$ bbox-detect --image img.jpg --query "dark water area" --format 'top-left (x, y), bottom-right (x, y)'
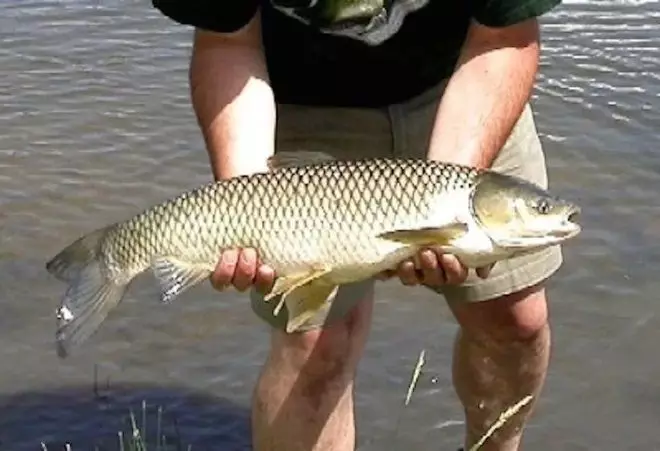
top-left (0, 384), bottom-right (251, 450)
top-left (0, 0), bottom-right (659, 449)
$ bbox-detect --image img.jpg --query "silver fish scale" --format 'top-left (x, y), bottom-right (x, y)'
top-left (102, 158), bottom-right (479, 280)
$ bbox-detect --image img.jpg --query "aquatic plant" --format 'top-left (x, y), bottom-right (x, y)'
top-left (40, 400), bottom-right (192, 451)
top-left (401, 349), bottom-right (533, 451)
top-left (41, 351), bottom-right (529, 451)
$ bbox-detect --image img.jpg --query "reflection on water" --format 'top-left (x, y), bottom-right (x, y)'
top-left (0, 0), bottom-right (659, 449)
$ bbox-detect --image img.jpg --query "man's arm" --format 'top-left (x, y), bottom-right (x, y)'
top-left (188, 11), bottom-right (276, 291)
top-left (190, 10), bottom-right (276, 181)
top-left (427, 18), bottom-right (541, 168)
top-left (393, 17), bottom-right (542, 287)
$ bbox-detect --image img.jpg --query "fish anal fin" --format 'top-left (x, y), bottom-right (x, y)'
top-left (267, 151), bottom-right (336, 171)
top-left (152, 256), bottom-right (212, 303)
top-left (283, 281), bottom-right (340, 333)
top-left (378, 223), bottom-right (469, 246)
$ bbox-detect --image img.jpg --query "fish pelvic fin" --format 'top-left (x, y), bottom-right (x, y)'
top-left (377, 223), bottom-right (469, 246)
top-left (283, 282), bottom-right (340, 333)
top-left (263, 267), bottom-right (338, 333)
top-left (267, 151), bottom-right (337, 171)
top-left (45, 226), bottom-right (129, 359)
top-left (264, 267), bottom-right (331, 309)
top-left (152, 256), bottom-right (213, 303)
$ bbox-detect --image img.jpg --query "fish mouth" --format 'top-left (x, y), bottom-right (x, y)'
top-left (567, 205), bottom-right (581, 222)
top-left (550, 205), bottom-right (582, 238)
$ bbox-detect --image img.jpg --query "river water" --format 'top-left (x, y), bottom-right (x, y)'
top-left (0, 1), bottom-right (659, 450)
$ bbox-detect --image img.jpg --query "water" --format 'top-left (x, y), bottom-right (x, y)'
top-left (0, 1), bottom-right (659, 449)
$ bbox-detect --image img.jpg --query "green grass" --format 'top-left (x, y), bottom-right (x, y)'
top-left (41, 400), bottom-right (192, 451)
top-left (42, 351), bottom-right (531, 451)
top-left (400, 349), bottom-right (534, 451)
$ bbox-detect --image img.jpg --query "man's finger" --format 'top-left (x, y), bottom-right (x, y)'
top-left (418, 248), bottom-right (445, 287)
top-left (255, 263), bottom-right (276, 294)
top-left (476, 263), bottom-right (495, 279)
top-left (397, 259), bottom-right (421, 286)
top-left (210, 248), bottom-right (239, 291)
top-left (232, 248), bottom-right (259, 291)
top-left (438, 253), bottom-right (468, 285)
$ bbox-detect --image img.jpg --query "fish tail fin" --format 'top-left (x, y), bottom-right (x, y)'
top-left (46, 226), bottom-right (129, 358)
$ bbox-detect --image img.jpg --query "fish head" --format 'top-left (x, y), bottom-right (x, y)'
top-left (469, 171), bottom-right (581, 250)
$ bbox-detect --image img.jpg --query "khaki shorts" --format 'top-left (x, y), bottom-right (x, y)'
top-left (250, 80), bottom-right (563, 331)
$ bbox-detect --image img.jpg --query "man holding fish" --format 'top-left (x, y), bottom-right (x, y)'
top-left (149, 1), bottom-right (564, 450)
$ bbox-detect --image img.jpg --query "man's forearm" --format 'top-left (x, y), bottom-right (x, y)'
top-left (190, 16), bottom-right (275, 181)
top-left (428, 18), bottom-right (541, 169)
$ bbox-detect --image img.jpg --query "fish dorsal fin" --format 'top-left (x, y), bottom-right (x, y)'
top-left (378, 223), bottom-right (469, 246)
top-left (267, 151), bottom-right (337, 171)
top-left (152, 256), bottom-right (213, 303)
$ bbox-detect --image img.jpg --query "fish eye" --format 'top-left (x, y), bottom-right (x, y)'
top-left (534, 199), bottom-right (552, 215)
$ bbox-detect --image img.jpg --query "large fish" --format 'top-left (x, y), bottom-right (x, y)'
top-left (46, 153), bottom-right (581, 357)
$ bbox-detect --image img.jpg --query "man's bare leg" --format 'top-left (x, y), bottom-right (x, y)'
top-left (251, 291), bottom-right (374, 451)
top-left (449, 283), bottom-right (551, 451)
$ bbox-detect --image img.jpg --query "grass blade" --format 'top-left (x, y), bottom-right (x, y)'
top-left (468, 395), bottom-right (534, 451)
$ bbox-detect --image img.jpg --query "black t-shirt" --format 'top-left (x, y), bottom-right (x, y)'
top-left (153, 0), bottom-right (561, 108)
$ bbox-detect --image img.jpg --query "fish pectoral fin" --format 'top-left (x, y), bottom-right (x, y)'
top-left (282, 281), bottom-right (340, 333)
top-left (152, 256), bottom-right (212, 304)
top-left (267, 151), bottom-right (336, 171)
top-left (378, 223), bottom-right (469, 246)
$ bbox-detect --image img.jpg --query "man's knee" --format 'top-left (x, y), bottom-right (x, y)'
top-left (268, 298), bottom-right (373, 389)
top-left (449, 282), bottom-right (549, 344)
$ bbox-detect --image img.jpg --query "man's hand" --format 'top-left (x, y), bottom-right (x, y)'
top-left (210, 248), bottom-right (275, 294)
top-left (379, 248), bottom-right (494, 287)
top-left (208, 246), bottom-right (493, 295)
